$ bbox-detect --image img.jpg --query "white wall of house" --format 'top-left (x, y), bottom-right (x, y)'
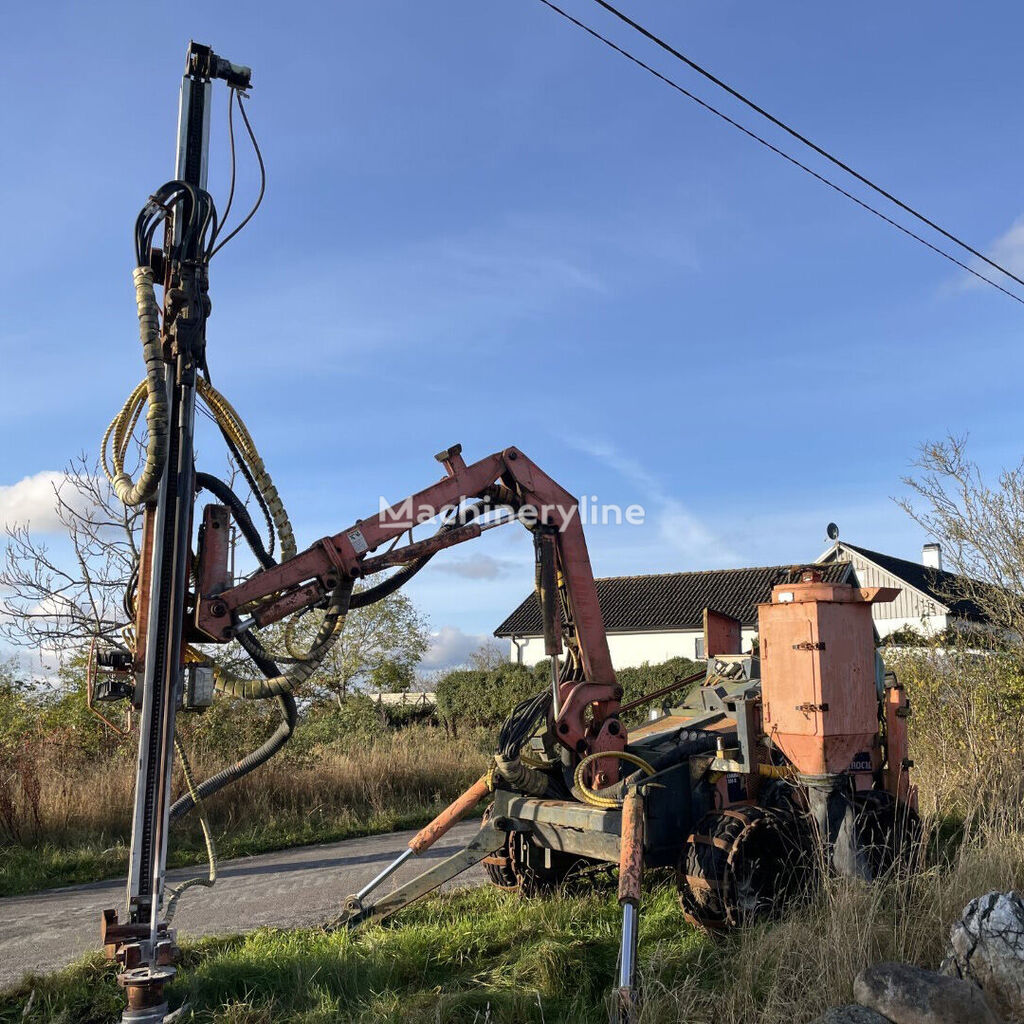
top-left (508, 627), bottom-right (759, 669)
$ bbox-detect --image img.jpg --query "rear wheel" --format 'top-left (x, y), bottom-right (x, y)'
top-left (852, 790), bottom-right (922, 878)
top-left (678, 805), bottom-right (806, 928)
top-left (481, 803), bottom-right (592, 896)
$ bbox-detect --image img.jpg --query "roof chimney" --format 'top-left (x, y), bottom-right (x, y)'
top-left (922, 543), bottom-right (942, 570)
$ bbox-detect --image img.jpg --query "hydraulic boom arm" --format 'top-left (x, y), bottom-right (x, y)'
top-left (193, 443), bottom-right (626, 772)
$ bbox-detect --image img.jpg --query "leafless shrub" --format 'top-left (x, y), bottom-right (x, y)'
top-left (0, 454), bottom-right (139, 655)
top-left (899, 434), bottom-right (1024, 644)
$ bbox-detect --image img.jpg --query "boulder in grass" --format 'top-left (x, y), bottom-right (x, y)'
top-left (853, 961), bottom-right (1000, 1024)
top-left (942, 890), bottom-right (1024, 1022)
top-left (806, 1006), bottom-right (894, 1023)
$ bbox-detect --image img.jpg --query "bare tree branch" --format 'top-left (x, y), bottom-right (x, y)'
top-left (899, 434), bottom-right (1024, 645)
top-left (0, 454), bottom-right (140, 654)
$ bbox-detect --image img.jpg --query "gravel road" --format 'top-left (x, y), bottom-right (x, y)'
top-left (0, 820), bottom-right (485, 989)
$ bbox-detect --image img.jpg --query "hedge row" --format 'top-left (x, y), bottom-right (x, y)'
top-left (434, 655), bottom-right (703, 732)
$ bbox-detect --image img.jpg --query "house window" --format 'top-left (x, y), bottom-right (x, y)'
top-left (694, 637), bottom-right (705, 660)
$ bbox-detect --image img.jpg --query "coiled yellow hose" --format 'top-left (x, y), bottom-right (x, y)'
top-left (195, 377), bottom-right (295, 561)
top-left (104, 284), bottom-right (356, 701)
top-left (103, 373), bottom-right (294, 562)
top-left (211, 577), bottom-right (353, 699)
top-left (573, 751), bottom-right (657, 808)
top-left (100, 269), bottom-right (167, 506)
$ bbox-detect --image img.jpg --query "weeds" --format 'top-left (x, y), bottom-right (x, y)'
top-left (2, 648), bottom-right (1024, 1022)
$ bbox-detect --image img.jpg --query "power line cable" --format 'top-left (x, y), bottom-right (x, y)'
top-left (533, 0), bottom-right (1024, 306)
top-left (588, 0), bottom-right (1024, 293)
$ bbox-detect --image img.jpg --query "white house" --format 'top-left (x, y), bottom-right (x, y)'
top-left (494, 562), bottom-right (851, 668)
top-left (816, 540), bottom-right (983, 638)
top-left (494, 542), bottom-right (984, 669)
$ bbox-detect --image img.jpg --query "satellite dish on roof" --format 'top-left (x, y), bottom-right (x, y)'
top-left (826, 522), bottom-right (840, 541)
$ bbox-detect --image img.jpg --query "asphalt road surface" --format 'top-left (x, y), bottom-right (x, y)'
top-left (0, 820), bottom-right (486, 989)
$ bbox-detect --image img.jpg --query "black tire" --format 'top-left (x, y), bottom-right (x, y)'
top-left (678, 805), bottom-right (806, 928)
top-left (481, 803), bottom-right (589, 896)
top-left (481, 804), bottom-right (519, 890)
top-left (852, 790), bottom-right (922, 878)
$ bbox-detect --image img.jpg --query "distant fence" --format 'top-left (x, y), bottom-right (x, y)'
top-left (374, 692), bottom-right (436, 708)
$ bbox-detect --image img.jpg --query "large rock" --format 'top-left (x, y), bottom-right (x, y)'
top-left (943, 890), bottom-right (1024, 1021)
top-left (807, 1006), bottom-right (893, 1023)
top-left (853, 961), bottom-right (1000, 1024)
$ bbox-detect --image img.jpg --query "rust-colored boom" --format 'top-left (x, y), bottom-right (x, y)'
top-left (194, 444), bottom-right (625, 772)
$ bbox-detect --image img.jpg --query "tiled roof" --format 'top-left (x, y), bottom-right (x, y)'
top-left (494, 562), bottom-right (852, 637)
top-left (829, 543), bottom-right (985, 621)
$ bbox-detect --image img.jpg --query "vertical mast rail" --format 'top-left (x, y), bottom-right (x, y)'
top-left (108, 42), bottom-right (251, 1024)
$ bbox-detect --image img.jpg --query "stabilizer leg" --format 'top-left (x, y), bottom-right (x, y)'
top-left (614, 787), bottom-right (646, 1022)
top-left (330, 818), bottom-right (502, 930)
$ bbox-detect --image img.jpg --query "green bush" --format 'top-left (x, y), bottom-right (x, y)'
top-left (435, 665), bottom-right (542, 731)
top-left (616, 656), bottom-right (703, 705)
top-left (435, 655), bottom-right (703, 733)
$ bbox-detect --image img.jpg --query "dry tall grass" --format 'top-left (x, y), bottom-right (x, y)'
top-left (0, 725), bottom-right (490, 894)
top-left (4, 649), bottom-right (1024, 1022)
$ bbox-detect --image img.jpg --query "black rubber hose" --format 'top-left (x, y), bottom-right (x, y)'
top-left (349, 504), bottom-right (482, 609)
top-left (170, 503), bottom-right (487, 818)
top-left (169, 638), bottom-right (295, 822)
top-left (195, 471), bottom-right (275, 570)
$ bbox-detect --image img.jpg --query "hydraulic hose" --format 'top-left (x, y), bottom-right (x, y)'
top-left (196, 376), bottom-right (295, 560)
top-left (165, 734), bottom-right (217, 918)
top-left (169, 692), bottom-right (296, 822)
top-left (573, 752), bottom-right (657, 809)
top-left (195, 471), bottom-right (274, 570)
top-left (212, 576), bottom-right (355, 699)
top-left (349, 504), bottom-right (483, 610)
top-left (101, 268), bottom-right (168, 506)
top-left (169, 634), bottom-right (297, 822)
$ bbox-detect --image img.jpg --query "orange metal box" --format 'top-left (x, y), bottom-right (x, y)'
top-left (758, 578), bottom-right (898, 777)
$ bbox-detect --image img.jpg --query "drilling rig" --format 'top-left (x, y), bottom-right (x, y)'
top-left (94, 44), bottom-right (920, 1023)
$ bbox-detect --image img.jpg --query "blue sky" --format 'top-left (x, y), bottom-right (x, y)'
top-left (3, 1), bottom-right (1023, 668)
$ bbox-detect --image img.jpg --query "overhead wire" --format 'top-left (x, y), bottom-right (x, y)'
top-left (587, 0), bottom-right (1024, 294)
top-left (533, 0), bottom-right (1024, 307)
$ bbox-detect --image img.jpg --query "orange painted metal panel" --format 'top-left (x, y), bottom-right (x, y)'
top-left (703, 608), bottom-right (742, 657)
top-left (759, 580), bottom-right (897, 776)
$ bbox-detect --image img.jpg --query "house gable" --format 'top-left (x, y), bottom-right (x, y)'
top-left (816, 542), bottom-right (984, 624)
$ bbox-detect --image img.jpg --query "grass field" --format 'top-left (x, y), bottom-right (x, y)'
top-left (0, 728), bottom-right (490, 896)
top-left (3, 649), bottom-right (1024, 1022)
top-left (3, 815), bottom-right (1023, 1024)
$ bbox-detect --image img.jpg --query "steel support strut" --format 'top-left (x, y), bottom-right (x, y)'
top-left (336, 774), bottom-right (493, 924)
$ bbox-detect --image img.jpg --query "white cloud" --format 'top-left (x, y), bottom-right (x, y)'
top-left (0, 471), bottom-right (72, 532)
top-left (961, 215), bottom-right (1024, 291)
top-left (419, 625), bottom-right (491, 671)
top-left (434, 553), bottom-right (513, 580)
top-left (566, 438), bottom-right (740, 566)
